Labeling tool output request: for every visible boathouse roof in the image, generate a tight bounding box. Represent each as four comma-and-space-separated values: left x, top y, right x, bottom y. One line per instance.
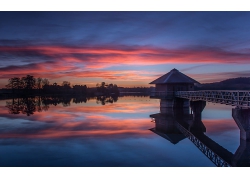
149, 68, 200, 84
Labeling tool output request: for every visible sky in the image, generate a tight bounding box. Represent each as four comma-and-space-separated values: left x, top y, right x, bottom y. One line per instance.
1, 11, 250, 88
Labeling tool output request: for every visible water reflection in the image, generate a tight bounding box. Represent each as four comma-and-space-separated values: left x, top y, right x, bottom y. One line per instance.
149, 113, 185, 144
96, 95, 118, 105
150, 101, 250, 167
6, 97, 45, 116
0, 96, 155, 140
5, 95, 118, 116
0, 95, 247, 166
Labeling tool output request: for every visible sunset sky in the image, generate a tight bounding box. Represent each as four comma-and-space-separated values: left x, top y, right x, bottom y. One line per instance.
1, 11, 250, 88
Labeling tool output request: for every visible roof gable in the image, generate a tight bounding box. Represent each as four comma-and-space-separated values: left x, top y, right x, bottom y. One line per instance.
149, 68, 200, 84
149, 128, 186, 144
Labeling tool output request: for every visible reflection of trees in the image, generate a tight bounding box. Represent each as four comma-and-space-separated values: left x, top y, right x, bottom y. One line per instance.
96, 95, 118, 105
21, 98, 36, 116
5, 95, 121, 115
6, 97, 41, 116
5, 96, 91, 115
42, 96, 71, 107
73, 96, 87, 104
6, 98, 22, 114
62, 97, 71, 107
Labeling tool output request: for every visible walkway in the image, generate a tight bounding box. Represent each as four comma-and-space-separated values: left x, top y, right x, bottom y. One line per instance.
150, 90, 250, 108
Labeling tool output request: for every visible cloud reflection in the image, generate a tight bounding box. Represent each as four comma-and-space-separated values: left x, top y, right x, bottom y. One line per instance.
203, 119, 239, 134
0, 97, 157, 139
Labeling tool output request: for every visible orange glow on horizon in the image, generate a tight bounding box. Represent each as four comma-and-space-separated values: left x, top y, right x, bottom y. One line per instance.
1, 45, 249, 88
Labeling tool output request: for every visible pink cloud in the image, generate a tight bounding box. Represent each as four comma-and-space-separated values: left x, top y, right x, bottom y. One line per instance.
1, 45, 250, 87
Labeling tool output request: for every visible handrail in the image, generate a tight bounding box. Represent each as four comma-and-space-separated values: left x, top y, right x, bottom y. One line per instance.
175, 90, 250, 108
150, 90, 250, 107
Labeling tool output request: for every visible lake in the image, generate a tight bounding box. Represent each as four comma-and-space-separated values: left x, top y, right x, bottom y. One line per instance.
0, 96, 243, 167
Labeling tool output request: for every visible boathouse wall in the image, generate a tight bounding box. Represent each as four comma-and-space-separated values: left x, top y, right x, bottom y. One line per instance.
155, 83, 194, 92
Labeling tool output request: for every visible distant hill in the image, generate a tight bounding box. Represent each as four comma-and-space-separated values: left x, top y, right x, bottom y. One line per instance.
196, 77, 250, 90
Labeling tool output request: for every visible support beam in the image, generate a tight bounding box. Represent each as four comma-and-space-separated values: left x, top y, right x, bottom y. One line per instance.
187, 101, 206, 132
232, 108, 250, 141
232, 139, 250, 166
190, 100, 206, 114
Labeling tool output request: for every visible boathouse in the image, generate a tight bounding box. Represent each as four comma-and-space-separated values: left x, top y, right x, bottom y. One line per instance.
150, 68, 200, 93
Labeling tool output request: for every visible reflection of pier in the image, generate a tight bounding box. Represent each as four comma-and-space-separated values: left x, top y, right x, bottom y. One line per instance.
175, 121, 232, 167
149, 101, 250, 167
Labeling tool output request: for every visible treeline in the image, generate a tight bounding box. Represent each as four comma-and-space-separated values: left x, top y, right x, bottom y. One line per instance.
6, 75, 48, 93
96, 82, 119, 95
4, 75, 119, 96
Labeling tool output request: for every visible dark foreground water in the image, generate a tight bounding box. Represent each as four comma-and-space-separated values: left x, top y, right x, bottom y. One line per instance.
0, 96, 242, 167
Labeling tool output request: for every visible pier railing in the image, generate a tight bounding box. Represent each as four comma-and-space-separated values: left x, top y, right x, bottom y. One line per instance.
175, 90, 250, 108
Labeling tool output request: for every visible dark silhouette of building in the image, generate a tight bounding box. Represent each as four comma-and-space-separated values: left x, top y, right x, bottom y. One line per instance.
149, 68, 199, 92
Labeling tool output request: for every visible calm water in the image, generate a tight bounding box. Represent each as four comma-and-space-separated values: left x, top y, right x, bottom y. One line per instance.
0, 96, 242, 167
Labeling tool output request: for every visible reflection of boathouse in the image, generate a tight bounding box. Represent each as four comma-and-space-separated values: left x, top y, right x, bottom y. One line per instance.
149, 113, 185, 144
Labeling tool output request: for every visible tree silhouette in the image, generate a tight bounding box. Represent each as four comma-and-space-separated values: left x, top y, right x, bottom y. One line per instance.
62, 81, 70, 87
73, 85, 87, 94
4, 75, 119, 96
96, 95, 118, 105
21, 98, 36, 116
113, 84, 119, 94
6, 97, 37, 116
36, 77, 42, 90
42, 78, 50, 87
6, 98, 22, 114
6, 77, 24, 93
22, 75, 36, 90
62, 81, 71, 94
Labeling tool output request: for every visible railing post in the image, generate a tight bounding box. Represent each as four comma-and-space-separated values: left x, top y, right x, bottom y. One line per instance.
238, 91, 239, 107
